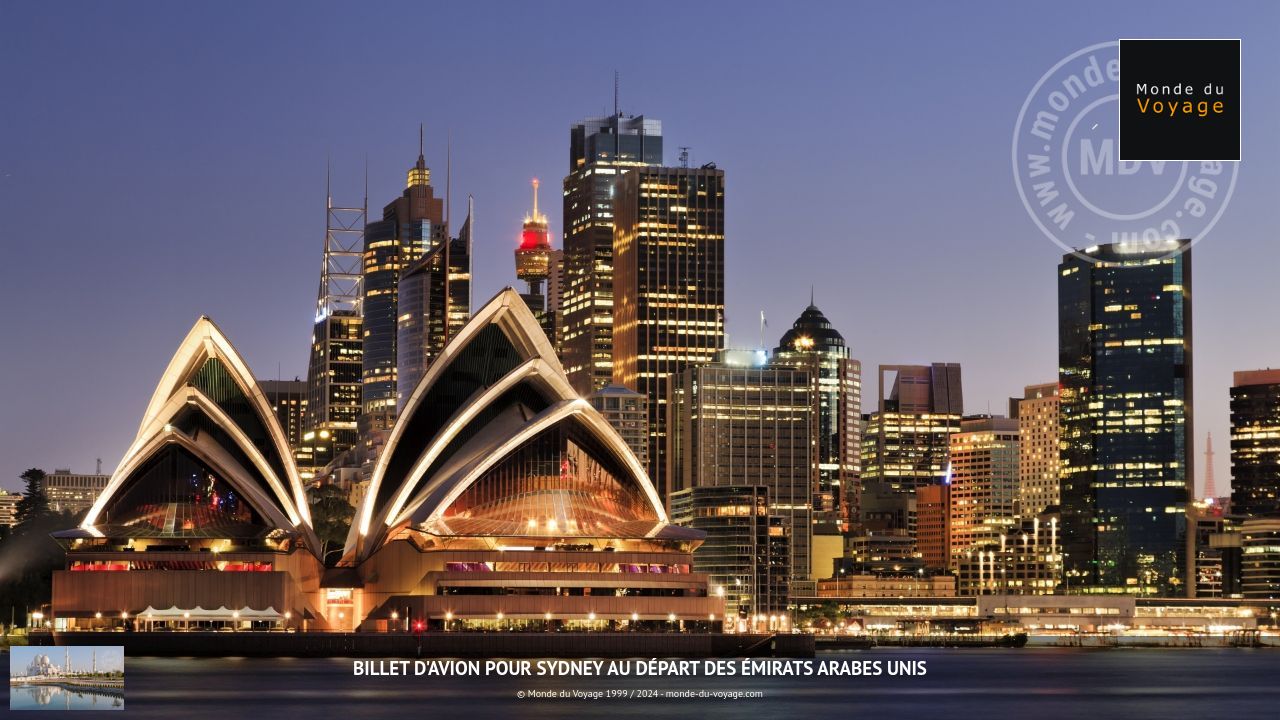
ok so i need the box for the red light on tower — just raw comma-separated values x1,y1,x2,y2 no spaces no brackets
515,178,552,287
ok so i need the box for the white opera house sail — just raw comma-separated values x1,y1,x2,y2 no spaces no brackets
51,317,328,630
346,289,722,632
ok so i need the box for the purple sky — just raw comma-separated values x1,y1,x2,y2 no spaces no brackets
2,1,1277,494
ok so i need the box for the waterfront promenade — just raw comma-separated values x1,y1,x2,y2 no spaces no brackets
31,631,815,658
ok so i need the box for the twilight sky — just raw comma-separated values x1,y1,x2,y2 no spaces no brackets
2,1,1277,494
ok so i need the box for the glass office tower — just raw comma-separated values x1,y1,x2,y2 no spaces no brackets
613,164,725,499
1230,369,1280,518
361,142,446,449
560,114,662,395
1058,240,1193,595
396,202,472,408
773,303,862,532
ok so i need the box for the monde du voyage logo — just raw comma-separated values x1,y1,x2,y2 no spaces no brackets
1012,39,1240,262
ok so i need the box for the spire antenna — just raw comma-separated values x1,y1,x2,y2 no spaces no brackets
810,285,815,306
614,70,620,116
1204,432,1218,500
419,123,424,158
532,177,540,217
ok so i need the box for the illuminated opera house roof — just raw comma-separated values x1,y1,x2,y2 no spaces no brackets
348,288,694,563
70,317,320,553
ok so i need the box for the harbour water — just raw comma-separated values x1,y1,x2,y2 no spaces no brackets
7,648,1280,718
9,682,124,711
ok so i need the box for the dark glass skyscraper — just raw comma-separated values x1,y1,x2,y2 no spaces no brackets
360,138,445,450
613,164,725,499
560,114,662,396
773,303,862,532
1059,240,1193,595
1230,369,1280,518
396,197,472,407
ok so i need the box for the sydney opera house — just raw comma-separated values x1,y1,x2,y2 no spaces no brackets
50,290,721,632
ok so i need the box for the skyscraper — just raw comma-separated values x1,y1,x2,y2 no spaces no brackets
916,482,951,570
396,197,472,406
261,379,308,451
613,164,725,497
560,114,663,395
669,485,790,619
302,176,366,478
1225,370,1280,599
1059,239,1193,595
668,363,811,585
947,416,1020,562
1017,382,1060,516
546,248,564,343
773,301,862,532
588,384,649,468
361,131,447,453
860,364,963,498
1230,369,1280,517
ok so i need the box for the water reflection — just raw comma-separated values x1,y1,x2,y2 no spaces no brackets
9,683,125,711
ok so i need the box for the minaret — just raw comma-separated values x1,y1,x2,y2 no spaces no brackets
1204,432,1218,501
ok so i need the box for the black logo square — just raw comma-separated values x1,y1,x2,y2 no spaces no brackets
1119,39,1240,161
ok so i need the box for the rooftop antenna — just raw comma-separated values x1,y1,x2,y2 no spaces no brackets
759,310,767,349
614,70,620,116
418,122,424,161
96,457,102,474
810,285,815,306
679,147,690,168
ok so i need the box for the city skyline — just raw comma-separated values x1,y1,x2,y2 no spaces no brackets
4,1,1280,493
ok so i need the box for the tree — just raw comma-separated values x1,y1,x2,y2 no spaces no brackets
308,482,354,566
0,469,75,628
15,468,49,524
